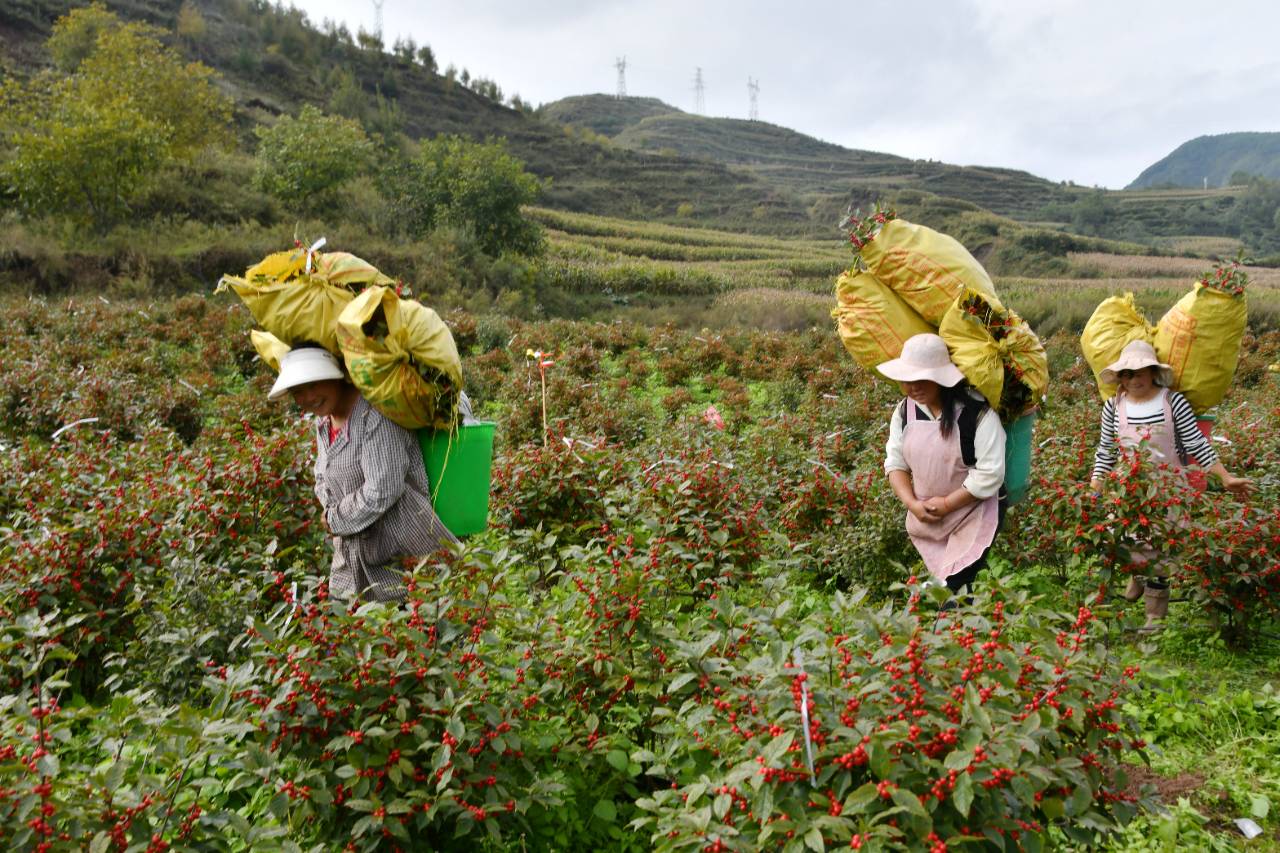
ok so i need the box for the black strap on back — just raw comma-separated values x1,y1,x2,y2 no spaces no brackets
957,396,986,468
900,396,988,468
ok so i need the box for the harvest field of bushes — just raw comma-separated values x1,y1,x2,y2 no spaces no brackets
4,3,1280,850
2,260,1279,850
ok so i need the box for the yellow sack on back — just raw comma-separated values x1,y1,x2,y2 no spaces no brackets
336,286,464,431
831,269,934,371
859,219,998,326
218,273,353,355
312,251,397,290
250,329,290,372
1155,283,1247,413
1081,292,1157,400
939,291,1048,421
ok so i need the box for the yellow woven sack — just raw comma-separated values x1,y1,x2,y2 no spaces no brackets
250,329,290,372
246,249,307,283
312,251,397,289
831,269,934,371
939,291,1048,421
1081,293,1157,400
218,247,397,354
859,219,998,326
217,273,353,355
1155,283,1247,413
336,286,464,431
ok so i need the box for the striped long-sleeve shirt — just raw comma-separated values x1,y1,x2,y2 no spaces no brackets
1091,389,1218,480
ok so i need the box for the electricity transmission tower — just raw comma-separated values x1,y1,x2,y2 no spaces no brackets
371,0,384,41
693,67,705,114
748,76,759,121
615,56,627,99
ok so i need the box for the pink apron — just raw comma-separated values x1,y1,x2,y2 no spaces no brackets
1115,389,1182,471
901,402,1000,583
1114,389,1185,570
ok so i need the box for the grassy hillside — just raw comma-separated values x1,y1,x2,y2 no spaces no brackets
1129,131,1280,189
0,0,820,234
541,96,1280,256
539,94,677,137
543,95,1082,220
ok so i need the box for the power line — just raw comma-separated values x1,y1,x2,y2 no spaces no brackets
370,0,384,41
615,56,627,99
693,67,705,115
748,76,759,121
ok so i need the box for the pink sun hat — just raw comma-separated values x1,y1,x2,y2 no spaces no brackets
1099,340,1174,387
875,333,965,387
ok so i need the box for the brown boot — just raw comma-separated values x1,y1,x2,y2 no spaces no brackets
1123,575,1145,602
1138,586,1170,634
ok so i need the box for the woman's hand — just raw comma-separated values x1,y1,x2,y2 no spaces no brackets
921,497,947,519
909,499,942,522
1220,473,1253,497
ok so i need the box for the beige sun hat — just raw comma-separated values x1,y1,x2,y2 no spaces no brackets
1099,339,1174,387
876,333,965,387
268,346,346,401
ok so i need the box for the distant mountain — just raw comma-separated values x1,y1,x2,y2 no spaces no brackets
1128,132,1280,189
540,95,1076,220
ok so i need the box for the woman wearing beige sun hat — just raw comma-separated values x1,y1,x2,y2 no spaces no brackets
880,333,1007,602
1089,339,1252,631
269,343,458,602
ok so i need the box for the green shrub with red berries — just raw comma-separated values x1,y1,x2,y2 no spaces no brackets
634,581,1153,851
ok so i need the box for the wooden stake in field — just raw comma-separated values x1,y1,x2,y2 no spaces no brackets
527,349,555,446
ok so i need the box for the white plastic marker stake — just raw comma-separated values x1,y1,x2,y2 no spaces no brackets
51,417,100,441
304,237,327,274
793,648,817,786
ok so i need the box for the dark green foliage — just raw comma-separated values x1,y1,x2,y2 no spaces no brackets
382,135,545,257
253,104,374,210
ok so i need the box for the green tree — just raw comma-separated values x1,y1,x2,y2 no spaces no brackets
385,135,544,256
175,1,207,42
0,5,233,229
46,1,119,72
253,105,374,211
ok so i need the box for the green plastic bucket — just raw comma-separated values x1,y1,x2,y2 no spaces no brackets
417,422,495,537
1003,411,1036,505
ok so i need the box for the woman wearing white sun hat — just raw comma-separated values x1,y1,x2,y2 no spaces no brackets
269,343,456,602
879,333,1007,599
1089,339,1251,630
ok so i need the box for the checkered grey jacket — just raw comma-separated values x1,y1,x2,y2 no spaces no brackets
315,396,456,601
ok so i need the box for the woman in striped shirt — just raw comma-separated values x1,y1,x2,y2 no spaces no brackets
1089,340,1251,630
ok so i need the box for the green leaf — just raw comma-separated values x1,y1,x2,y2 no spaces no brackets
1067,783,1092,817
843,783,878,814
592,798,617,823
606,749,629,772
891,788,930,820
953,773,974,817
761,731,794,765
1251,794,1270,819
944,749,972,772
713,793,731,819
868,739,890,780
1041,797,1065,820
804,826,825,852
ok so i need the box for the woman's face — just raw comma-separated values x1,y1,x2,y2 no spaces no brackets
902,379,943,411
1117,366,1157,397
289,379,347,418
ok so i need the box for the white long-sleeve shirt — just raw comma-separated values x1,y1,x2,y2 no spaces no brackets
884,397,1007,499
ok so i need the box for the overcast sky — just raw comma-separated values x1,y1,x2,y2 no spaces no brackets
288,0,1280,189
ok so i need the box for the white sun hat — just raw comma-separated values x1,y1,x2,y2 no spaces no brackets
1099,340,1174,387
267,346,345,401
876,333,965,387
